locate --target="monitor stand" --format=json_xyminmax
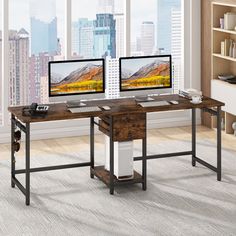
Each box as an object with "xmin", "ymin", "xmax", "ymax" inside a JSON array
[
  {"xmin": 66, "ymin": 100, "xmax": 86, "ymax": 108},
  {"xmin": 134, "ymin": 95, "xmax": 154, "ymax": 102}
]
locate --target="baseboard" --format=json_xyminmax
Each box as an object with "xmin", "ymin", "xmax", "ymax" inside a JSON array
[{"xmin": 0, "ymin": 112, "xmax": 201, "ymax": 144}]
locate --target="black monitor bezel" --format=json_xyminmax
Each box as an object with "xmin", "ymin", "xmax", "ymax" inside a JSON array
[
  {"xmin": 119, "ymin": 55, "xmax": 172, "ymax": 92},
  {"xmin": 48, "ymin": 58, "xmax": 105, "ymax": 97}
]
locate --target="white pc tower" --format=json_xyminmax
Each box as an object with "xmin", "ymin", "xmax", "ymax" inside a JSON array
[{"xmin": 104, "ymin": 136, "xmax": 134, "ymax": 180}]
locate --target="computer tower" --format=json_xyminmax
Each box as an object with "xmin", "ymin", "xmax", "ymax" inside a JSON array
[{"xmin": 104, "ymin": 136, "xmax": 134, "ymax": 180}]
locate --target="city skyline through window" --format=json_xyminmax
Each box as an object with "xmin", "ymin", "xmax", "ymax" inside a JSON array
[
  {"xmin": 131, "ymin": 0, "xmax": 157, "ymax": 54},
  {"xmin": 9, "ymin": 0, "xmax": 64, "ymax": 46},
  {"xmin": 71, "ymin": 0, "xmax": 125, "ymax": 59},
  {"xmin": 131, "ymin": 0, "xmax": 183, "ymax": 93},
  {"xmin": 7, "ymin": 0, "xmax": 183, "ymax": 107},
  {"xmin": 9, "ymin": 0, "xmax": 65, "ymax": 106}
]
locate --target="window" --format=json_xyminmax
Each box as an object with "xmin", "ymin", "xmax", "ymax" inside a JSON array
[
  {"xmin": 71, "ymin": 0, "xmax": 125, "ymax": 59},
  {"xmin": 0, "ymin": 0, "xmax": 201, "ymax": 140},
  {"xmin": 0, "ymin": 0, "xmax": 2, "ymax": 125},
  {"xmin": 9, "ymin": 0, "xmax": 65, "ymax": 106},
  {"xmin": 130, "ymin": 0, "xmax": 156, "ymax": 56},
  {"xmin": 130, "ymin": 0, "xmax": 183, "ymax": 93}
]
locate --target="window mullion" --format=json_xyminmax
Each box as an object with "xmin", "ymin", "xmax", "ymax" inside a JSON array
[
  {"xmin": 65, "ymin": 0, "xmax": 72, "ymax": 59},
  {"xmin": 125, "ymin": 0, "xmax": 131, "ymax": 57},
  {"xmin": 2, "ymin": 0, "xmax": 9, "ymax": 127}
]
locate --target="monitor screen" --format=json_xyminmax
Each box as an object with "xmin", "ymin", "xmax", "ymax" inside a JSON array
[
  {"xmin": 119, "ymin": 55, "xmax": 172, "ymax": 92},
  {"xmin": 48, "ymin": 58, "xmax": 105, "ymax": 98}
]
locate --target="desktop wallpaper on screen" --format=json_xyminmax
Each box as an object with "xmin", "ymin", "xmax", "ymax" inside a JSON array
[
  {"xmin": 120, "ymin": 56, "xmax": 171, "ymax": 91},
  {"xmin": 50, "ymin": 60, "xmax": 104, "ymax": 96}
]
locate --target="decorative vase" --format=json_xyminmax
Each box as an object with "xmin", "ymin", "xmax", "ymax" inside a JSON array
[{"xmin": 220, "ymin": 18, "xmax": 224, "ymax": 29}]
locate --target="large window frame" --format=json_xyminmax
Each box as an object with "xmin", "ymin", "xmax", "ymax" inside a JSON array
[{"xmin": 0, "ymin": 0, "xmax": 201, "ymax": 142}]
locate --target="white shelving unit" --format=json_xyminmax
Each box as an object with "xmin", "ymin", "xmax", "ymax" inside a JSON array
[{"xmin": 211, "ymin": 2, "xmax": 236, "ymax": 134}]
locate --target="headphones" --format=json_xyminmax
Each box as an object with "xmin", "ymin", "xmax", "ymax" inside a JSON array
[{"xmin": 13, "ymin": 130, "xmax": 21, "ymax": 152}]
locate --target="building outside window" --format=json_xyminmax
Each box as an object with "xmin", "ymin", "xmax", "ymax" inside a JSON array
[
  {"xmin": 71, "ymin": 0, "xmax": 125, "ymax": 59},
  {"xmin": 131, "ymin": 0, "xmax": 183, "ymax": 93},
  {"xmin": 9, "ymin": 0, "xmax": 65, "ymax": 106}
]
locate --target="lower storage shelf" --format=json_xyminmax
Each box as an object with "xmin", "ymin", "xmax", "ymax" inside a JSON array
[{"xmin": 92, "ymin": 166, "xmax": 143, "ymax": 187}]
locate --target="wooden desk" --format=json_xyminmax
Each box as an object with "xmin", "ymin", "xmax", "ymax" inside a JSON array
[{"xmin": 8, "ymin": 94, "xmax": 224, "ymax": 205}]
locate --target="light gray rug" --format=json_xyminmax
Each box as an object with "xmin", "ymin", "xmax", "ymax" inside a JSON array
[{"xmin": 0, "ymin": 137, "xmax": 236, "ymax": 236}]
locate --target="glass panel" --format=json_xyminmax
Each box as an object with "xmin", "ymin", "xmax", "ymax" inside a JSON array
[
  {"xmin": 9, "ymin": 0, "xmax": 65, "ymax": 105},
  {"xmin": 71, "ymin": 0, "xmax": 125, "ymax": 59},
  {"xmin": 0, "ymin": 0, "xmax": 2, "ymax": 125},
  {"xmin": 131, "ymin": 0, "xmax": 183, "ymax": 93}
]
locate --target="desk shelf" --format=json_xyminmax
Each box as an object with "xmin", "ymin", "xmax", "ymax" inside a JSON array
[{"xmin": 92, "ymin": 166, "xmax": 143, "ymax": 187}]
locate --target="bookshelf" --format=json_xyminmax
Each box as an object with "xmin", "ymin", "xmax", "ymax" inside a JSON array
[{"xmin": 211, "ymin": 2, "xmax": 236, "ymax": 134}]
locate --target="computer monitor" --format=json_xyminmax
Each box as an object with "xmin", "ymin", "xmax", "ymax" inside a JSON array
[
  {"xmin": 48, "ymin": 58, "xmax": 105, "ymax": 104},
  {"xmin": 119, "ymin": 55, "xmax": 172, "ymax": 99}
]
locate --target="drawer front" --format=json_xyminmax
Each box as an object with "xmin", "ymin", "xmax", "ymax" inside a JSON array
[
  {"xmin": 99, "ymin": 113, "xmax": 146, "ymax": 141},
  {"xmin": 113, "ymin": 113, "xmax": 145, "ymax": 128},
  {"xmin": 113, "ymin": 124, "xmax": 145, "ymax": 141}
]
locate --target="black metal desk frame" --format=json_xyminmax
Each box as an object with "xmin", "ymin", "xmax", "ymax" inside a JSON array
[
  {"xmin": 10, "ymin": 106, "xmax": 222, "ymax": 206},
  {"xmin": 92, "ymin": 115, "xmax": 147, "ymax": 194},
  {"xmin": 133, "ymin": 107, "xmax": 222, "ymax": 181},
  {"xmin": 11, "ymin": 115, "xmax": 94, "ymax": 205}
]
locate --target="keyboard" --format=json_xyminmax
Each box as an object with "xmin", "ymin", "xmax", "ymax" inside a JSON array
[
  {"xmin": 69, "ymin": 106, "xmax": 101, "ymax": 113},
  {"xmin": 139, "ymin": 100, "xmax": 170, "ymax": 107}
]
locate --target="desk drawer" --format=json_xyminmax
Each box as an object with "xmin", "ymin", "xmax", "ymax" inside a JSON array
[{"xmin": 99, "ymin": 113, "xmax": 146, "ymax": 141}]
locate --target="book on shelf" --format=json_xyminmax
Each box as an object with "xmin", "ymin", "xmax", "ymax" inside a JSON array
[
  {"xmin": 221, "ymin": 41, "xmax": 225, "ymax": 56},
  {"xmin": 225, "ymin": 39, "xmax": 230, "ymax": 57}
]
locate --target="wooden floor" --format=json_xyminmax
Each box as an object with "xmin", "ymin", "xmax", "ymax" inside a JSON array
[{"xmin": 0, "ymin": 125, "xmax": 236, "ymax": 235}]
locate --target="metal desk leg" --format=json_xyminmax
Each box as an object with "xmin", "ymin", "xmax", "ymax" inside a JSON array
[
  {"xmin": 11, "ymin": 114, "xmax": 16, "ymax": 188},
  {"xmin": 192, "ymin": 108, "xmax": 196, "ymax": 167},
  {"xmin": 109, "ymin": 116, "xmax": 114, "ymax": 195},
  {"xmin": 25, "ymin": 123, "xmax": 30, "ymax": 205},
  {"xmin": 142, "ymin": 114, "xmax": 147, "ymax": 190},
  {"xmin": 142, "ymin": 138, "xmax": 147, "ymax": 191},
  {"xmin": 90, "ymin": 117, "xmax": 95, "ymax": 178},
  {"xmin": 217, "ymin": 106, "xmax": 222, "ymax": 181}
]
